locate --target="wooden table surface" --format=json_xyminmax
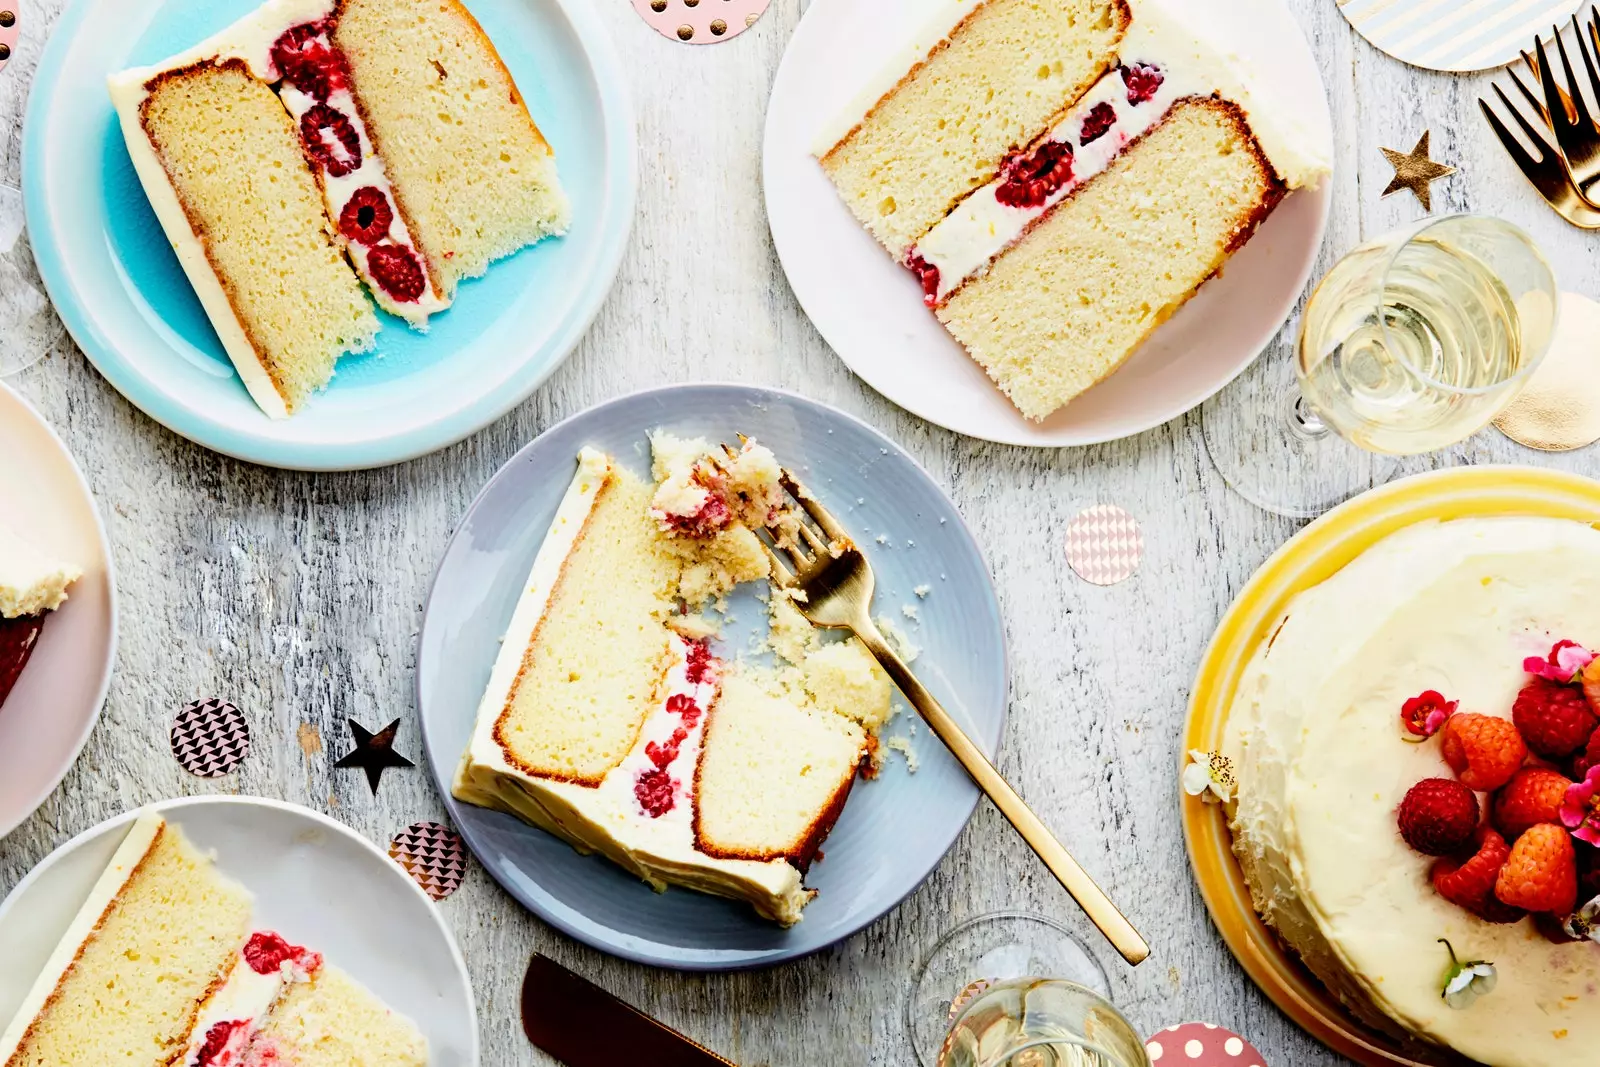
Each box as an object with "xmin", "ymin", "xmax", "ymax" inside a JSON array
[{"xmin": 5, "ymin": 0, "xmax": 1600, "ymax": 1063}]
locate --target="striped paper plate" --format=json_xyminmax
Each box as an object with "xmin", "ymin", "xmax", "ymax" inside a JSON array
[{"xmin": 1337, "ymin": 0, "xmax": 1585, "ymax": 72}]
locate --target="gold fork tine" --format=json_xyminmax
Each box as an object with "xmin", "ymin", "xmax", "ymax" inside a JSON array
[
  {"xmin": 1481, "ymin": 91, "xmax": 1545, "ymax": 176},
  {"xmin": 756, "ymin": 537, "xmax": 799, "ymax": 588},
  {"xmin": 1514, "ymin": 52, "xmax": 1552, "ymax": 121},
  {"xmin": 779, "ymin": 470, "xmax": 851, "ymax": 545}
]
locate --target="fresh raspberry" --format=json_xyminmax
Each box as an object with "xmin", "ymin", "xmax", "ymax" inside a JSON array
[
  {"xmin": 634, "ymin": 767, "xmax": 675, "ymax": 818},
  {"xmin": 1078, "ymin": 102, "xmax": 1116, "ymax": 145},
  {"xmin": 1496, "ymin": 824, "xmax": 1579, "ymax": 914},
  {"xmin": 905, "ymin": 254, "xmax": 940, "ymax": 308},
  {"xmin": 271, "ymin": 22, "xmax": 349, "ymax": 100},
  {"xmin": 1432, "ymin": 828, "xmax": 1523, "ymax": 923},
  {"xmin": 194, "ymin": 1020, "xmax": 253, "ymax": 1067},
  {"xmin": 1441, "ymin": 713, "xmax": 1528, "ymax": 792},
  {"xmin": 1122, "ymin": 62, "xmax": 1166, "ymax": 105},
  {"xmin": 995, "ymin": 141, "xmax": 1074, "ymax": 209},
  {"xmin": 300, "ymin": 104, "xmax": 362, "ymax": 178},
  {"xmin": 684, "ymin": 640, "xmax": 714, "ymax": 685},
  {"xmin": 1493, "ymin": 766, "xmax": 1574, "ymax": 840},
  {"xmin": 365, "ymin": 244, "xmax": 426, "ymax": 303},
  {"xmin": 1513, "ymin": 678, "xmax": 1597, "ymax": 758},
  {"xmin": 1574, "ymin": 728, "xmax": 1600, "ymax": 779},
  {"xmin": 1582, "ymin": 658, "xmax": 1600, "ymax": 717},
  {"xmin": 1398, "ymin": 778, "xmax": 1480, "ymax": 856},
  {"xmin": 338, "ymin": 187, "xmax": 394, "ymax": 246},
  {"xmin": 242, "ymin": 931, "xmax": 321, "ymax": 975}
]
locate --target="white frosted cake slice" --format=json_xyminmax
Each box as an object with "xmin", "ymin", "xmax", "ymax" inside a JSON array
[{"xmin": 453, "ymin": 443, "xmax": 894, "ymax": 924}]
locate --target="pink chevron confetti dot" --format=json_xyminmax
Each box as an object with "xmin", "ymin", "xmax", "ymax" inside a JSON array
[
  {"xmin": 389, "ymin": 820, "xmax": 469, "ymax": 901},
  {"xmin": 1064, "ymin": 504, "xmax": 1143, "ymax": 586},
  {"xmin": 170, "ymin": 698, "xmax": 251, "ymax": 778},
  {"xmin": 630, "ymin": 0, "xmax": 770, "ymax": 44}
]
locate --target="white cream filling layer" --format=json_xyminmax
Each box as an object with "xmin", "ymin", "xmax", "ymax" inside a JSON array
[
  {"xmin": 0, "ymin": 521, "xmax": 81, "ymax": 618},
  {"xmin": 177, "ymin": 940, "xmax": 315, "ymax": 1067},
  {"xmin": 909, "ymin": 0, "xmax": 1330, "ymax": 303},
  {"xmin": 1226, "ymin": 518, "xmax": 1600, "ymax": 1067}
]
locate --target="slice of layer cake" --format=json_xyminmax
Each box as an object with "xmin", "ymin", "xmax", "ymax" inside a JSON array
[
  {"xmin": 0, "ymin": 521, "xmax": 81, "ymax": 711},
  {"xmin": 816, "ymin": 0, "xmax": 1332, "ymax": 421},
  {"xmin": 0, "ymin": 813, "xmax": 255, "ymax": 1067},
  {"xmin": 242, "ymin": 965, "xmax": 427, "ymax": 1067},
  {"xmin": 454, "ymin": 439, "xmax": 893, "ymax": 924}
]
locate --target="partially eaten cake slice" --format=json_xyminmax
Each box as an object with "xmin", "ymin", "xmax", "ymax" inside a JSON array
[
  {"xmin": 816, "ymin": 0, "xmax": 1331, "ymax": 421},
  {"xmin": 0, "ymin": 522, "xmax": 81, "ymax": 712},
  {"xmin": 453, "ymin": 437, "xmax": 894, "ymax": 924}
]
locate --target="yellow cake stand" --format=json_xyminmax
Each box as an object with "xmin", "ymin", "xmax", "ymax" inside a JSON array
[{"xmin": 1183, "ymin": 465, "xmax": 1600, "ymax": 1067}]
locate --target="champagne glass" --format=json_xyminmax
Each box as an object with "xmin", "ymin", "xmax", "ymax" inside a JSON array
[
  {"xmin": 1203, "ymin": 215, "xmax": 1558, "ymax": 517},
  {"xmin": 907, "ymin": 913, "xmax": 1148, "ymax": 1067},
  {"xmin": 0, "ymin": 183, "xmax": 66, "ymax": 377}
]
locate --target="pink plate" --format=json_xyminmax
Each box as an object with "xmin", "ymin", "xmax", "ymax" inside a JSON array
[
  {"xmin": 0, "ymin": 5, "xmax": 16, "ymax": 75},
  {"xmin": 630, "ymin": 0, "xmax": 770, "ymax": 44},
  {"xmin": 0, "ymin": 382, "xmax": 116, "ymax": 839}
]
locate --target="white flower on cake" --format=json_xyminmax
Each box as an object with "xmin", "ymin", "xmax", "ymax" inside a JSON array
[
  {"xmin": 1562, "ymin": 894, "xmax": 1600, "ymax": 943},
  {"xmin": 1183, "ymin": 750, "xmax": 1234, "ymax": 804},
  {"xmin": 1439, "ymin": 940, "xmax": 1497, "ymax": 1010}
]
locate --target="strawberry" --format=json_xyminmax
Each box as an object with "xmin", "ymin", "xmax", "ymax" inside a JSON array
[
  {"xmin": 1492, "ymin": 767, "xmax": 1573, "ymax": 840},
  {"xmin": 1432, "ymin": 828, "xmax": 1523, "ymax": 923},
  {"xmin": 1441, "ymin": 713, "xmax": 1527, "ymax": 792},
  {"xmin": 1495, "ymin": 824, "xmax": 1579, "ymax": 915},
  {"xmin": 1398, "ymin": 778, "xmax": 1480, "ymax": 856},
  {"xmin": 1513, "ymin": 678, "xmax": 1597, "ymax": 758}
]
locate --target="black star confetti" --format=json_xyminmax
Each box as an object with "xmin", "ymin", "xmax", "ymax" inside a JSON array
[
  {"xmin": 334, "ymin": 718, "xmax": 414, "ymax": 794},
  {"xmin": 171, "ymin": 699, "xmax": 251, "ymax": 778}
]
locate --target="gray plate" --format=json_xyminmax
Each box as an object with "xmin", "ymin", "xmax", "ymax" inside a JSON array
[{"xmin": 417, "ymin": 384, "xmax": 1008, "ymax": 969}]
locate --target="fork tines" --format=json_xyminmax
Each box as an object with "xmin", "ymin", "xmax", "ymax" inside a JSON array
[{"xmin": 706, "ymin": 445, "xmax": 850, "ymax": 585}]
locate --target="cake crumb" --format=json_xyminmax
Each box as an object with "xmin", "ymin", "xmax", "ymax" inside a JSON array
[
  {"xmin": 875, "ymin": 533, "xmax": 889, "ymax": 545},
  {"xmin": 667, "ymin": 614, "xmax": 722, "ymax": 641},
  {"xmin": 875, "ymin": 615, "xmax": 920, "ymax": 663},
  {"xmin": 767, "ymin": 591, "xmax": 819, "ymax": 665},
  {"xmin": 901, "ymin": 603, "xmax": 920, "ymax": 622},
  {"xmin": 884, "ymin": 735, "xmax": 919, "ymax": 772},
  {"xmin": 914, "ymin": 584, "xmax": 931, "ymax": 598}
]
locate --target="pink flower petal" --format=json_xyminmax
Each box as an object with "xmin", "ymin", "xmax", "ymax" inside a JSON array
[{"xmin": 1577, "ymin": 826, "xmax": 1600, "ymax": 848}]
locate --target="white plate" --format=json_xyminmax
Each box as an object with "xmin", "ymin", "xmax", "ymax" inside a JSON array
[
  {"xmin": 0, "ymin": 381, "xmax": 116, "ymax": 840},
  {"xmin": 0, "ymin": 796, "xmax": 478, "ymax": 1066},
  {"xmin": 763, "ymin": 0, "xmax": 1335, "ymax": 447}
]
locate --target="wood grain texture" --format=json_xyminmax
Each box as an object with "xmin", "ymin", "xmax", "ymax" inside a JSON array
[{"xmin": 4, "ymin": 1, "xmax": 1599, "ymax": 1064}]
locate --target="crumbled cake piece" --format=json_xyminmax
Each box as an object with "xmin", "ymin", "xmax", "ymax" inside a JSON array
[
  {"xmin": 804, "ymin": 641, "xmax": 893, "ymax": 730},
  {"xmin": 876, "ymin": 614, "xmax": 921, "ymax": 663}
]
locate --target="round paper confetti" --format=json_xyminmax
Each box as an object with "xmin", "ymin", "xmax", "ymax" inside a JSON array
[
  {"xmin": 1145, "ymin": 1023, "xmax": 1266, "ymax": 1066},
  {"xmin": 1064, "ymin": 504, "xmax": 1143, "ymax": 586},
  {"xmin": 170, "ymin": 699, "xmax": 251, "ymax": 778},
  {"xmin": 389, "ymin": 821, "xmax": 468, "ymax": 901},
  {"xmin": 946, "ymin": 978, "xmax": 993, "ymax": 1021},
  {"xmin": 1336, "ymin": 0, "xmax": 1582, "ymax": 72},
  {"xmin": 631, "ymin": 0, "xmax": 770, "ymax": 44},
  {"xmin": 1496, "ymin": 291, "xmax": 1600, "ymax": 452},
  {"xmin": 0, "ymin": 8, "xmax": 16, "ymax": 74}
]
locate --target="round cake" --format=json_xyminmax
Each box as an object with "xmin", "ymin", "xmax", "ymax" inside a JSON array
[{"xmin": 1225, "ymin": 516, "xmax": 1600, "ymax": 1067}]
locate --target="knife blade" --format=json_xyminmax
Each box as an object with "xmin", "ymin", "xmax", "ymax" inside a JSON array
[{"xmin": 521, "ymin": 953, "xmax": 739, "ymax": 1067}]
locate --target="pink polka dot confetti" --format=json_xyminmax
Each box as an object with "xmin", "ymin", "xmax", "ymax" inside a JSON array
[
  {"xmin": 1145, "ymin": 1022, "xmax": 1266, "ymax": 1066},
  {"xmin": 0, "ymin": 8, "xmax": 17, "ymax": 75},
  {"xmin": 170, "ymin": 698, "xmax": 251, "ymax": 778},
  {"xmin": 631, "ymin": 0, "xmax": 771, "ymax": 44},
  {"xmin": 389, "ymin": 820, "xmax": 469, "ymax": 901},
  {"xmin": 1064, "ymin": 504, "xmax": 1143, "ymax": 586}
]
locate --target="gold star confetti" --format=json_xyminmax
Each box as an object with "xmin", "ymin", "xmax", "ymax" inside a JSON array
[{"xmin": 1380, "ymin": 131, "xmax": 1456, "ymax": 211}]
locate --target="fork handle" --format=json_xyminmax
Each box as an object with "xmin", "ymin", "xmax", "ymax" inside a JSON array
[{"xmin": 855, "ymin": 624, "xmax": 1150, "ymax": 966}]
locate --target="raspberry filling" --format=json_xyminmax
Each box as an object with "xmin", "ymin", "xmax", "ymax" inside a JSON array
[
  {"xmin": 1122, "ymin": 62, "xmax": 1165, "ymax": 105},
  {"xmin": 339, "ymin": 186, "xmax": 394, "ymax": 246},
  {"xmin": 905, "ymin": 254, "xmax": 941, "ymax": 308},
  {"xmin": 194, "ymin": 1019, "xmax": 253, "ymax": 1067},
  {"xmin": 242, "ymin": 931, "xmax": 322, "ymax": 976},
  {"xmin": 300, "ymin": 104, "xmax": 362, "ymax": 178},
  {"xmin": 270, "ymin": 22, "xmax": 348, "ymax": 102},
  {"xmin": 365, "ymin": 244, "xmax": 427, "ymax": 303},
  {"xmin": 634, "ymin": 768, "xmax": 675, "ymax": 818},
  {"xmin": 644, "ymin": 694, "xmax": 703, "ymax": 771},
  {"xmin": 684, "ymin": 640, "xmax": 715, "ymax": 685},
  {"xmin": 632, "ymin": 647, "xmax": 717, "ymax": 817},
  {"xmin": 994, "ymin": 141, "xmax": 1075, "ymax": 209},
  {"xmin": 1078, "ymin": 102, "xmax": 1117, "ymax": 146}
]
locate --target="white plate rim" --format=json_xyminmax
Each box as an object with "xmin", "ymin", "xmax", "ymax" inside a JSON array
[
  {"xmin": 762, "ymin": 0, "xmax": 1336, "ymax": 448},
  {"xmin": 0, "ymin": 380, "xmax": 118, "ymax": 841},
  {"xmin": 0, "ymin": 794, "xmax": 481, "ymax": 1065}
]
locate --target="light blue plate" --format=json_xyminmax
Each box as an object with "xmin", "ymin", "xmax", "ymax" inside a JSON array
[
  {"xmin": 417, "ymin": 384, "xmax": 1009, "ymax": 969},
  {"xmin": 23, "ymin": 0, "xmax": 636, "ymax": 470}
]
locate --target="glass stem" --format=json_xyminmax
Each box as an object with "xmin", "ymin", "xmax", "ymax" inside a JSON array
[{"xmin": 1284, "ymin": 391, "xmax": 1331, "ymax": 442}]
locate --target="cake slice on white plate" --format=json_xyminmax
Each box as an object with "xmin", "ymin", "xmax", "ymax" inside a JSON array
[
  {"xmin": 0, "ymin": 521, "xmax": 81, "ymax": 711},
  {"xmin": 108, "ymin": 0, "xmax": 571, "ymax": 419}
]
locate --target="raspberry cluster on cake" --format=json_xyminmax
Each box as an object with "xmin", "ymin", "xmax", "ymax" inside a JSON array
[
  {"xmin": 1225, "ymin": 518, "xmax": 1600, "ymax": 1067},
  {"xmin": 453, "ymin": 435, "xmax": 894, "ymax": 925},
  {"xmin": 109, "ymin": 0, "xmax": 571, "ymax": 419},
  {"xmin": 814, "ymin": 0, "xmax": 1330, "ymax": 421},
  {"xmin": 0, "ymin": 521, "xmax": 81, "ymax": 712},
  {"xmin": 0, "ymin": 812, "xmax": 426, "ymax": 1067}
]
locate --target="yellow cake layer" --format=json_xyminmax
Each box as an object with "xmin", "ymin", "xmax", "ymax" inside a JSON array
[
  {"xmin": 821, "ymin": 0, "xmax": 1129, "ymax": 253},
  {"xmin": 494, "ymin": 467, "xmax": 679, "ymax": 785},
  {"xmin": 139, "ymin": 60, "xmax": 379, "ymax": 415},
  {"xmin": 250, "ymin": 965, "xmax": 427, "ymax": 1067},
  {"xmin": 937, "ymin": 98, "xmax": 1282, "ymax": 421},
  {"xmin": 334, "ymin": 0, "xmax": 571, "ymax": 298}
]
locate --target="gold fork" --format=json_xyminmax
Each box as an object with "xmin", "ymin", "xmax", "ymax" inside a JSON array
[
  {"xmin": 1481, "ymin": 40, "xmax": 1600, "ymax": 228},
  {"xmin": 734, "ymin": 457, "xmax": 1150, "ymax": 966}
]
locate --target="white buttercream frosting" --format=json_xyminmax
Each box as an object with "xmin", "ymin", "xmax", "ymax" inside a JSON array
[
  {"xmin": 1227, "ymin": 518, "xmax": 1600, "ymax": 1066},
  {"xmin": 452, "ymin": 449, "xmax": 811, "ymax": 924},
  {"xmin": 907, "ymin": 0, "xmax": 1331, "ymax": 302},
  {"xmin": 0, "ymin": 520, "xmax": 81, "ymax": 618}
]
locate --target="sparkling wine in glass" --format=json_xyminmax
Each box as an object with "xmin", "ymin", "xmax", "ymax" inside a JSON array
[
  {"xmin": 938, "ymin": 979, "xmax": 1149, "ymax": 1067},
  {"xmin": 0, "ymin": 183, "xmax": 67, "ymax": 378}
]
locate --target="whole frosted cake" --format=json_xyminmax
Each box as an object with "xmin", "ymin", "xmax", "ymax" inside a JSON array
[{"xmin": 1225, "ymin": 518, "xmax": 1600, "ymax": 1067}]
